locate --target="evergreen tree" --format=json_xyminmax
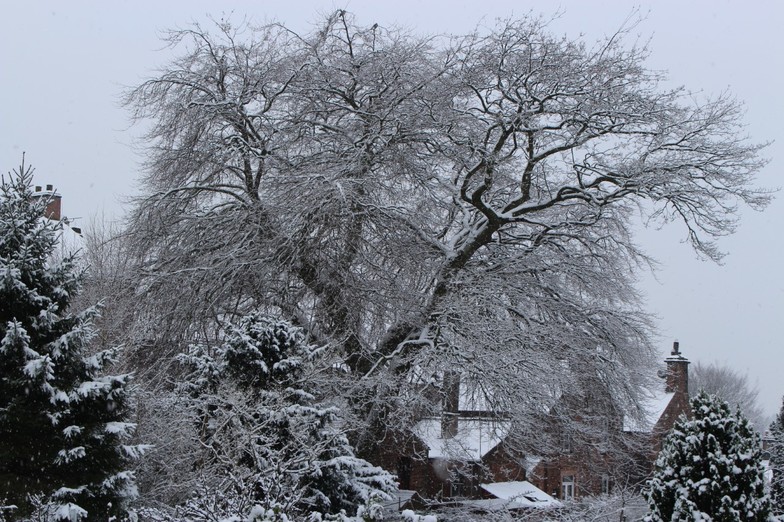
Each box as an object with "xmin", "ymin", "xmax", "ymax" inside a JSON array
[
  {"xmin": 769, "ymin": 397, "xmax": 784, "ymax": 516},
  {"xmin": 173, "ymin": 313, "xmax": 395, "ymax": 520},
  {"xmin": 0, "ymin": 161, "xmax": 139, "ymax": 520},
  {"xmin": 646, "ymin": 391, "xmax": 770, "ymax": 521}
]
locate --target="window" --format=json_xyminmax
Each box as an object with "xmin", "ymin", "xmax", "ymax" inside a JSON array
[
  {"xmin": 599, "ymin": 417, "xmax": 610, "ymax": 453},
  {"xmin": 562, "ymin": 475, "xmax": 575, "ymax": 500},
  {"xmin": 397, "ymin": 457, "xmax": 412, "ymax": 490},
  {"xmin": 562, "ymin": 429, "xmax": 573, "ymax": 454},
  {"xmin": 601, "ymin": 474, "xmax": 611, "ymax": 495},
  {"xmin": 448, "ymin": 470, "xmax": 473, "ymax": 498}
]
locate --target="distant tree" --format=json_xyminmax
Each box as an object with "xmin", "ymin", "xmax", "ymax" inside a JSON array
[
  {"xmin": 769, "ymin": 398, "xmax": 784, "ymax": 516},
  {"xmin": 646, "ymin": 391, "xmax": 770, "ymax": 521},
  {"xmin": 690, "ymin": 361, "xmax": 766, "ymax": 430},
  {"xmin": 0, "ymin": 161, "xmax": 140, "ymax": 520}
]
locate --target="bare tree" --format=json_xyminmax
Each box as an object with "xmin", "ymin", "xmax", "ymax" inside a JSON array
[
  {"xmin": 120, "ymin": 11, "xmax": 769, "ymax": 459},
  {"xmin": 690, "ymin": 361, "xmax": 767, "ymax": 431}
]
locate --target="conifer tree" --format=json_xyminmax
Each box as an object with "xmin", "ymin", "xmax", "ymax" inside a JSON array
[
  {"xmin": 173, "ymin": 313, "xmax": 395, "ymax": 520},
  {"xmin": 0, "ymin": 161, "xmax": 139, "ymax": 520},
  {"xmin": 769, "ymin": 397, "xmax": 784, "ymax": 516},
  {"xmin": 646, "ymin": 391, "xmax": 770, "ymax": 521}
]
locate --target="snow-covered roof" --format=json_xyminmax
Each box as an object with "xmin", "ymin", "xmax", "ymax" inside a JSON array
[
  {"xmin": 623, "ymin": 390, "xmax": 674, "ymax": 432},
  {"xmin": 380, "ymin": 489, "xmax": 416, "ymax": 512},
  {"xmin": 412, "ymin": 418, "xmax": 510, "ymax": 461},
  {"xmin": 44, "ymin": 219, "xmax": 85, "ymax": 262},
  {"xmin": 479, "ymin": 481, "xmax": 561, "ymax": 508}
]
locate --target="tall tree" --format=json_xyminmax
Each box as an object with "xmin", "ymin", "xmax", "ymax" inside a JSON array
[
  {"xmin": 690, "ymin": 361, "xmax": 766, "ymax": 430},
  {"xmin": 646, "ymin": 391, "xmax": 770, "ymax": 521},
  {"xmin": 121, "ymin": 11, "xmax": 769, "ymax": 454},
  {"xmin": 0, "ymin": 161, "xmax": 139, "ymax": 520},
  {"xmin": 769, "ymin": 398, "xmax": 784, "ymax": 516}
]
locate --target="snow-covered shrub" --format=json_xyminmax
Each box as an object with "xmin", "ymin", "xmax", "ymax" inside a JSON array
[
  {"xmin": 169, "ymin": 314, "xmax": 395, "ymax": 520},
  {"xmin": 645, "ymin": 390, "xmax": 770, "ymax": 521},
  {"xmin": 400, "ymin": 510, "xmax": 437, "ymax": 522},
  {"xmin": 0, "ymin": 162, "xmax": 142, "ymax": 519}
]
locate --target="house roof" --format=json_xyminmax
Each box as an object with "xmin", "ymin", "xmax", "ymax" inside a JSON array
[
  {"xmin": 479, "ymin": 481, "xmax": 561, "ymax": 508},
  {"xmin": 380, "ymin": 489, "xmax": 416, "ymax": 512},
  {"xmin": 623, "ymin": 389, "xmax": 675, "ymax": 432},
  {"xmin": 412, "ymin": 418, "xmax": 510, "ymax": 461},
  {"xmin": 44, "ymin": 219, "xmax": 85, "ymax": 262}
]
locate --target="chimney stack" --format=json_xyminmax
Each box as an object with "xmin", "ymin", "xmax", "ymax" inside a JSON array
[
  {"xmin": 664, "ymin": 341, "xmax": 689, "ymax": 395},
  {"xmin": 441, "ymin": 370, "xmax": 460, "ymax": 439},
  {"xmin": 30, "ymin": 184, "xmax": 62, "ymax": 221}
]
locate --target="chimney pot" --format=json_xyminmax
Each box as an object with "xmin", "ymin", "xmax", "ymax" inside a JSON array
[
  {"xmin": 46, "ymin": 184, "xmax": 53, "ymax": 191},
  {"xmin": 672, "ymin": 341, "xmax": 680, "ymax": 356},
  {"xmin": 35, "ymin": 186, "xmax": 41, "ymax": 192}
]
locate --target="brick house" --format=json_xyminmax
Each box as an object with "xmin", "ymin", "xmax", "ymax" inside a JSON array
[
  {"xmin": 529, "ymin": 342, "xmax": 691, "ymax": 499},
  {"xmin": 373, "ymin": 343, "xmax": 691, "ymax": 505},
  {"xmin": 374, "ymin": 370, "xmax": 533, "ymax": 500},
  {"xmin": 30, "ymin": 184, "xmax": 84, "ymax": 257}
]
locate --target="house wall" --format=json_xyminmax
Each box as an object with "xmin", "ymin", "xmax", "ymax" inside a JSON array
[
  {"xmin": 374, "ymin": 431, "xmax": 438, "ymax": 494},
  {"xmin": 529, "ymin": 445, "xmax": 616, "ymax": 499},
  {"xmin": 482, "ymin": 441, "xmax": 526, "ymax": 483},
  {"xmin": 31, "ymin": 185, "xmax": 62, "ymax": 220},
  {"xmin": 530, "ymin": 347, "xmax": 693, "ymax": 499}
]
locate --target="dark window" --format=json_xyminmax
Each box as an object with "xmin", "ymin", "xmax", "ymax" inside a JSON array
[{"xmin": 397, "ymin": 456, "xmax": 412, "ymax": 490}]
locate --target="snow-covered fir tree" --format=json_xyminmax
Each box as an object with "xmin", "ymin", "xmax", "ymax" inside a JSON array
[
  {"xmin": 0, "ymin": 161, "xmax": 140, "ymax": 520},
  {"xmin": 769, "ymin": 397, "xmax": 784, "ymax": 516},
  {"xmin": 167, "ymin": 313, "xmax": 395, "ymax": 521},
  {"xmin": 646, "ymin": 391, "xmax": 770, "ymax": 521}
]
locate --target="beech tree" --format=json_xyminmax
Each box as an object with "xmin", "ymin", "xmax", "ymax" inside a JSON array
[
  {"xmin": 0, "ymin": 162, "xmax": 140, "ymax": 520},
  {"xmin": 646, "ymin": 391, "xmax": 770, "ymax": 521},
  {"xmin": 121, "ymin": 11, "xmax": 769, "ymax": 457}
]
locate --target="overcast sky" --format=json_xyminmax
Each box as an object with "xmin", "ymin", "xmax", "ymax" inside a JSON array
[{"xmin": 2, "ymin": 1, "xmax": 782, "ymax": 418}]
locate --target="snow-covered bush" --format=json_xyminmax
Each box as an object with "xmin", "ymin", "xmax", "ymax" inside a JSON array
[
  {"xmin": 166, "ymin": 314, "xmax": 395, "ymax": 520},
  {"xmin": 0, "ymin": 162, "xmax": 142, "ymax": 520},
  {"xmin": 645, "ymin": 390, "xmax": 770, "ymax": 521},
  {"xmin": 400, "ymin": 510, "xmax": 437, "ymax": 522}
]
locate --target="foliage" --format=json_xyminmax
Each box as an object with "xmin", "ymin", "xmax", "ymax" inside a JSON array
[
  {"xmin": 769, "ymin": 398, "xmax": 784, "ymax": 516},
  {"xmin": 140, "ymin": 313, "xmax": 395, "ymax": 520},
  {"xmin": 645, "ymin": 391, "xmax": 770, "ymax": 521},
  {"xmin": 0, "ymin": 160, "xmax": 141, "ymax": 519}
]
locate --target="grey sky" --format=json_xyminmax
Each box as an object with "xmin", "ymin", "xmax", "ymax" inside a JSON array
[{"xmin": 2, "ymin": 1, "xmax": 782, "ymax": 417}]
